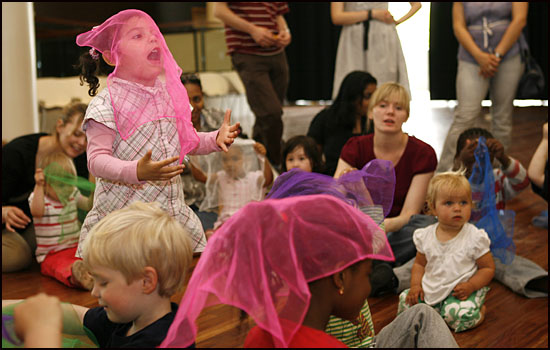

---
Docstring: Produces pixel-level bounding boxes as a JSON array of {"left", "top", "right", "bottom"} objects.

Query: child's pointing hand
[{"left": 216, "top": 109, "right": 240, "bottom": 152}]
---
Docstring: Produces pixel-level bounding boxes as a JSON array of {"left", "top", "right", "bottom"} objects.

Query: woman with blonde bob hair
[{"left": 334, "top": 82, "right": 437, "bottom": 291}]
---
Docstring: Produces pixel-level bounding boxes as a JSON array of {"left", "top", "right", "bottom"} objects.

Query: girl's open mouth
[{"left": 147, "top": 48, "right": 161, "bottom": 61}]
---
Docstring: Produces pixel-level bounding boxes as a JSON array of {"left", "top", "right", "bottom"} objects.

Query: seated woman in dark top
[
  {"left": 335, "top": 82, "right": 437, "bottom": 268},
  {"left": 2, "top": 102, "right": 90, "bottom": 272},
  {"left": 307, "top": 71, "right": 377, "bottom": 176}
]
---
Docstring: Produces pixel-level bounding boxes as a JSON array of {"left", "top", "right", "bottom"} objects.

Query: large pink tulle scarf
[
  {"left": 76, "top": 9, "right": 199, "bottom": 163},
  {"left": 161, "top": 194, "right": 395, "bottom": 348}
]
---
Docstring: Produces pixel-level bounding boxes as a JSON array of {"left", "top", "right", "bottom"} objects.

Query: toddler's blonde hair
[
  {"left": 425, "top": 170, "right": 472, "bottom": 215},
  {"left": 40, "top": 151, "right": 77, "bottom": 191},
  {"left": 82, "top": 201, "right": 193, "bottom": 297},
  {"left": 368, "top": 82, "right": 410, "bottom": 118}
]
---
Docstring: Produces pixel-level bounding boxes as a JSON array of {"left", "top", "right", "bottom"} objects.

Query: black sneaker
[
  {"left": 369, "top": 262, "right": 398, "bottom": 297},
  {"left": 526, "top": 276, "right": 548, "bottom": 294}
]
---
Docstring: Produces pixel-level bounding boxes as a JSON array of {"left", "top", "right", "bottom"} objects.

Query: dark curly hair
[
  {"left": 282, "top": 135, "right": 325, "bottom": 173},
  {"left": 74, "top": 50, "right": 114, "bottom": 97},
  {"left": 455, "top": 127, "right": 494, "bottom": 159}
]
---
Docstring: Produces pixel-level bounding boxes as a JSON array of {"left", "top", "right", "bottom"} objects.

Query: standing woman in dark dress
[
  {"left": 307, "top": 71, "right": 377, "bottom": 176},
  {"left": 2, "top": 102, "right": 89, "bottom": 272}
]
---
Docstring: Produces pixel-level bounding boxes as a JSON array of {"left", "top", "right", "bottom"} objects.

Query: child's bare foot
[
  {"left": 471, "top": 305, "right": 486, "bottom": 329},
  {"left": 71, "top": 260, "right": 94, "bottom": 290}
]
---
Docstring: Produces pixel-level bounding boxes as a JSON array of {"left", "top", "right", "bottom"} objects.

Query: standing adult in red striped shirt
[{"left": 214, "top": 2, "right": 291, "bottom": 169}]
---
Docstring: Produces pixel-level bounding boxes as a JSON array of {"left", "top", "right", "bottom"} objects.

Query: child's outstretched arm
[
  {"left": 487, "top": 137, "right": 530, "bottom": 198},
  {"left": 8, "top": 293, "right": 91, "bottom": 347},
  {"left": 77, "top": 192, "right": 94, "bottom": 212},
  {"left": 485, "top": 138, "right": 511, "bottom": 169},
  {"left": 216, "top": 110, "right": 240, "bottom": 152},
  {"left": 406, "top": 252, "right": 426, "bottom": 306},
  {"left": 453, "top": 138, "right": 478, "bottom": 172},
  {"left": 86, "top": 120, "right": 185, "bottom": 183},
  {"left": 189, "top": 162, "right": 207, "bottom": 183},
  {"left": 76, "top": 175, "right": 95, "bottom": 212},
  {"left": 452, "top": 251, "right": 495, "bottom": 300},
  {"left": 254, "top": 142, "right": 273, "bottom": 187},
  {"left": 29, "top": 168, "right": 46, "bottom": 218},
  {"left": 13, "top": 293, "right": 63, "bottom": 348},
  {"left": 333, "top": 158, "right": 358, "bottom": 178}
]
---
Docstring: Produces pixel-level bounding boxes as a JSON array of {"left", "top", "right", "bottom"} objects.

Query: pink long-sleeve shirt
[{"left": 86, "top": 119, "right": 220, "bottom": 184}]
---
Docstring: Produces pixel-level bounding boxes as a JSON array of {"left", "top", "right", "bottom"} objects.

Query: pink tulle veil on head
[
  {"left": 76, "top": 9, "right": 199, "bottom": 163},
  {"left": 161, "top": 194, "right": 395, "bottom": 348}
]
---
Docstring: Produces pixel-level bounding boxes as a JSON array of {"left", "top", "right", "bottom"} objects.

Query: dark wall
[
  {"left": 429, "top": 2, "right": 548, "bottom": 100},
  {"left": 284, "top": 3, "right": 341, "bottom": 101},
  {"left": 428, "top": 3, "right": 457, "bottom": 100},
  {"left": 35, "top": 2, "right": 343, "bottom": 99},
  {"left": 34, "top": 2, "right": 204, "bottom": 77},
  {"left": 34, "top": 2, "right": 202, "bottom": 24},
  {"left": 34, "top": 2, "right": 548, "bottom": 100},
  {"left": 523, "top": 1, "right": 548, "bottom": 99}
]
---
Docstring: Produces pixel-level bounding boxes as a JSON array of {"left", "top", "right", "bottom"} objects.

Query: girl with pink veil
[
  {"left": 160, "top": 195, "right": 459, "bottom": 348},
  {"left": 74, "top": 9, "right": 240, "bottom": 255}
]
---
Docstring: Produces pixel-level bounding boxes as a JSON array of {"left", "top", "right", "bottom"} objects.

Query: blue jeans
[
  {"left": 386, "top": 214, "right": 437, "bottom": 267},
  {"left": 190, "top": 204, "right": 218, "bottom": 231}
]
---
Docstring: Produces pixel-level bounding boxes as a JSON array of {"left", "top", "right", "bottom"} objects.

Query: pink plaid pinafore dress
[{"left": 78, "top": 77, "right": 207, "bottom": 255}]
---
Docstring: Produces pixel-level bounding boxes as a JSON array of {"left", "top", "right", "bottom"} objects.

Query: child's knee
[
  {"left": 2, "top": 231, "right": 33, "bottom": 272},
  {"left": 440, "top": 286, "right": 490, "bottom": 332},
  {"left": 440, "top": 298, "right": 485, "bottom": 332},
  {"left": 2, "top": 243, "right": 32, "bottom": 273}
]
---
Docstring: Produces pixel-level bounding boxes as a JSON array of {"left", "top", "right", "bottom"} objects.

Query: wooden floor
[{"left": 2, "top": 104, "right": 548, "bottom": 348}]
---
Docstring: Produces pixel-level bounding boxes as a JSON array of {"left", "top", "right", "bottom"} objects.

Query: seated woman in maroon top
[{"left": 335, "top": 82, "right": 437, "bottom": 267}]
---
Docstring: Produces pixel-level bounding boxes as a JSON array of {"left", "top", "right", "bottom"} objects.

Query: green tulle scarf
[
  {"left": 2, "top": 301, "right": 98, "bottom": 348},
  {"left": 43, "top": 162, "right": 95, "bottom": 243}
]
